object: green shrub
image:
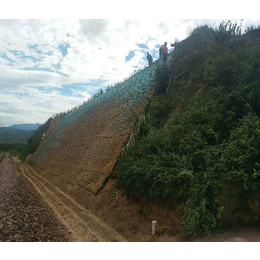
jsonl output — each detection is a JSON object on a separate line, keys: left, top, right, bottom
{"left": 112, "top": 25, "right": 260, "bottom": 238}
{"left": 154, "top": 64, "right": 170, "bottom": 95}
{"left": 0, "top": 143, "right": 26, "bottom": 157}
{"left": 219, "top": 112, "right": 260, "bottom": 226}
{"left": 19, "top": 117, "right": 53, "bottom": 161}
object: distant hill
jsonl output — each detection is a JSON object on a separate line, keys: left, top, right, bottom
{"left": 0, "top": 127, "right": 36, "bottom": 144}
{"left": 10, "top": 123, "right": 42, "bottom": 131}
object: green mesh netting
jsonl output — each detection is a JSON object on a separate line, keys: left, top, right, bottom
{"left": 33, "top": 54, "right": 172, "bottom": 161}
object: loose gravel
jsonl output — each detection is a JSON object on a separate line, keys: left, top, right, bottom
{"left": 0, "top": 153, "right": 69, "bottom": 242}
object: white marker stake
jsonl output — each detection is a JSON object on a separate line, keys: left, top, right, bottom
{"left": 152, "top": 220, "right": 158, "bottom": 236}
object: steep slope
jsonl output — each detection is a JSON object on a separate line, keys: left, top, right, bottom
{"left": 21, "top": 56, "right": 182, "bottom": 241}
{"left": 28, "top": 56, "right": 170, "bottom": 196}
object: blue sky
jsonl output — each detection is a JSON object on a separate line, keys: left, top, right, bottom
{"left": 0, "top": 19, "right": 259, "bottom": 126}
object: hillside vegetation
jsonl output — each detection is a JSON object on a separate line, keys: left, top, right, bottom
{"left": 0, "top": 119, "right": 53, "bottom": 160}
{"left": 0, "top": 143, "right": 26, "bottom": 157}
{"left": 0, "top": 127, "right": 36, "bottom": 144}
{"left": 3, "top": 111, "right": 79, "bottom": 160}
{"left": 18, "top": 118, "right": 54, "bottom": 161}
{"left": 112, "top": 23, "right": 260, "bottom": 238}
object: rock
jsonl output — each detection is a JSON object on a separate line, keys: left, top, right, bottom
{"left": 232, "top": 237, "right": 247, "bottom": 242}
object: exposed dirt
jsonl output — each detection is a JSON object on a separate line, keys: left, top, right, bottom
{"left": 28, "top": 60, "right": 161, "bottom": 198}
{"left": 18, "top": 161, "right": 126, "bottom": 242}
{"left": 0, "top": 153, "right": 68, "bottom": 242}
{"left": 20, "top": 161, "right": 182, "bottom": 241}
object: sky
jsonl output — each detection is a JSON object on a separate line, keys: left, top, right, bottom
{"left": 1, "top": 18, "right": 260, "bottom": 126}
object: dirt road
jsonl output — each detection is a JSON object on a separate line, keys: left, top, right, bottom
{"left": 17, "top": 161, "right": 126, "bottom": 242}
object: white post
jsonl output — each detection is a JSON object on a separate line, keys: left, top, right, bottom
{"left": 152, "top": 220, "right": 158, "bottom": 236}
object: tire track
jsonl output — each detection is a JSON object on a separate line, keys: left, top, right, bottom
{"left": 22, "top": 164, "right": 121, "bottom": 240}
{"left": 0, "top": 152, "right": 5, "bottom": 163}
{"left": 19, "top": 164, "right": 97, "bottom": 242}
{"left": 19, "top": 163, "right": 126, "bottom": 242}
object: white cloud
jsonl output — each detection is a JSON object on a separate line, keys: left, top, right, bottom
{"left": 71, "top": 88, "right": 92, "bottom": 99}
{"left": 0, "top": 87, "right": 89, "bottom": 126}
{"left": 0, "top": 65, "right": 75, "bottom": 90}
{"left": 1, "top": 19, "right": 260, "bottom": 126}
{"left": 242, "top": 19, "right": 260, "bottom": 29}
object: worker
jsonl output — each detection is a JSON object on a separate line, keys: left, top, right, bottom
{"left": 171, "top": 42, "right": 178, "bottom": 48}
{"left": 162, "top": 42, "right": 168, "bottom": 62}
{"left": 159, "top": 44, "right": 164, "bottom": 58}
{"left": 147, "top": 52, "right": 153, "bottom": 67}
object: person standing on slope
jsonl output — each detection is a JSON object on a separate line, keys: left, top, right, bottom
{"left": 171, "top": 42, "right": 178, "bottom": 48}
{"left": 147, "top": 52, "right": 153, "bottom": 67}
{"left": 159, "top": 44, "right": 164, "bottom": 58}
{"left": 162, "top": 42, "right": 168, "bottom": 62}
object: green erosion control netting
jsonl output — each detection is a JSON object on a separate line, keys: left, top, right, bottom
{"left": 31, "top": 53, "right": 173, "bottom": 165}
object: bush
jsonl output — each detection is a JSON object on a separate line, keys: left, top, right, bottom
{"left": 112, "top": 25, "right": 260, "bottom": 238}
{"left": 0, "top": 143, "right": 26, "bottom": 157}
{"left": 154, "top": 64, "right": 170, "bottom": 95}
{"left": 19, "top": 117, "right": 53, "bottom": 161}
{"left": 219, "top": 112, "right": 260, "bottom": 226}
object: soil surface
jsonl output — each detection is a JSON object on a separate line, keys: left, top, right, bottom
{"left": 0, "top": 153, "right": 68, "bottom": 242}
{"left": 26, "top": 159, "right": 181, "bottom": 242}
{"left": 17, "top": 157, "right": 126, "bottom": 242}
